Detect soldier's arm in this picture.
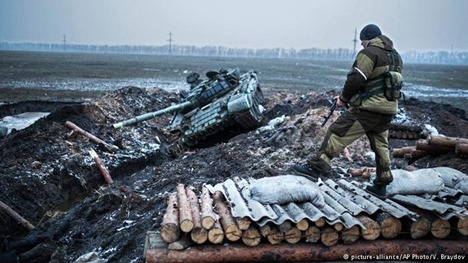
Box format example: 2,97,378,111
339,51,375,103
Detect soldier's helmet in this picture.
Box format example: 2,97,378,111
186,72,200,84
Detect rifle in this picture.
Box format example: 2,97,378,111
321,98,337,127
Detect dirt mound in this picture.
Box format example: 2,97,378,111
0,87,467,262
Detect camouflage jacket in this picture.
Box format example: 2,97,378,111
339,35,403,114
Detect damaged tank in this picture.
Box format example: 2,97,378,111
112,68,265,146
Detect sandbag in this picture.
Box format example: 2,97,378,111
249,175,324,207
385,168,445,196
433,167,468,194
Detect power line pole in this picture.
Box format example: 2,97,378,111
167,32,173,54
352,28,357,58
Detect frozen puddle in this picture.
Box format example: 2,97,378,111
0,112,50,135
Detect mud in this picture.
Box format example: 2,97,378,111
0,85,467,263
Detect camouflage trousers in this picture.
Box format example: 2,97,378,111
309,108,394,186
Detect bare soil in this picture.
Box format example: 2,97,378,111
1,51,468,262
0,84,467,262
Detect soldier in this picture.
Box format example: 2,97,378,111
292,24,403,198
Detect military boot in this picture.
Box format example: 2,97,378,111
366,184,387,199
367,169,393,199
291,155,330,181
374,169,394,185
290,163,321,180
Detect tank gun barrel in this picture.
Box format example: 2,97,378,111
113,101,193,129
112,68,244,131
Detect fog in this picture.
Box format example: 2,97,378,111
1,0,467,52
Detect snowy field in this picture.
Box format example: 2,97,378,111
1,51,467,110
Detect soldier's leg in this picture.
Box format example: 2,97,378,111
292,110,366,178
308,111,367,173
367,130,393,186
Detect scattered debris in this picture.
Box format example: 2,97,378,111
1,86,467,262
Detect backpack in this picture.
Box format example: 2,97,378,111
383,70,403,101
382,49,403,101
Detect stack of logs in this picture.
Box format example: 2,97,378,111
389,123,423,140
393,135,468,161
160,184,468,249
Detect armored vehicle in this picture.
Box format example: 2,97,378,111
113,68,265,146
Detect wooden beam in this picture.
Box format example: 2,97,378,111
65,121,118,152
200,186,216,230
212,191,241,242
146,240,468,263
88,148,113,184
160,193,179,243
0,200,35,230
176,184,193,233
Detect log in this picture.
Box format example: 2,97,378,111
143,231,166,259
314,217,326,228
278,220,292,233
304,226,320,243
176,184,193,233
407,131,419,139
191,227,208,245
431,218,451,239
168,235,192,250
458,217,468,236
212,191,241,242
200,186,216,230
357,215,380,240
392,146,415,158
376,212,402,239
146,240,468,263
241,226,261,247
333,223,344,232
284,227,302,244
392,130,402,139
456,143,468,155
296,219,309,231
259,223,271,238
341,225,360,244
410,217,432,239
403,149,427,160
415,140,451,154
393,130,418,140
236,217,251,231
429,135,468,148
186,186,207,244
392,146,428,159
320,227,339,247
65,121,118,152
389,123,422,133
404,207,434,239
348,167,375,178
0,200,35,230
160,193,180,243
208,221,224,244
266,226,284,245
88,148,114,184
401,131,408,139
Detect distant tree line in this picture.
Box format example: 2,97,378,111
1,42,467,65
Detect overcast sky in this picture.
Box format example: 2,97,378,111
0,0,467,52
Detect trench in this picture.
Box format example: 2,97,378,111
0,100,172,235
